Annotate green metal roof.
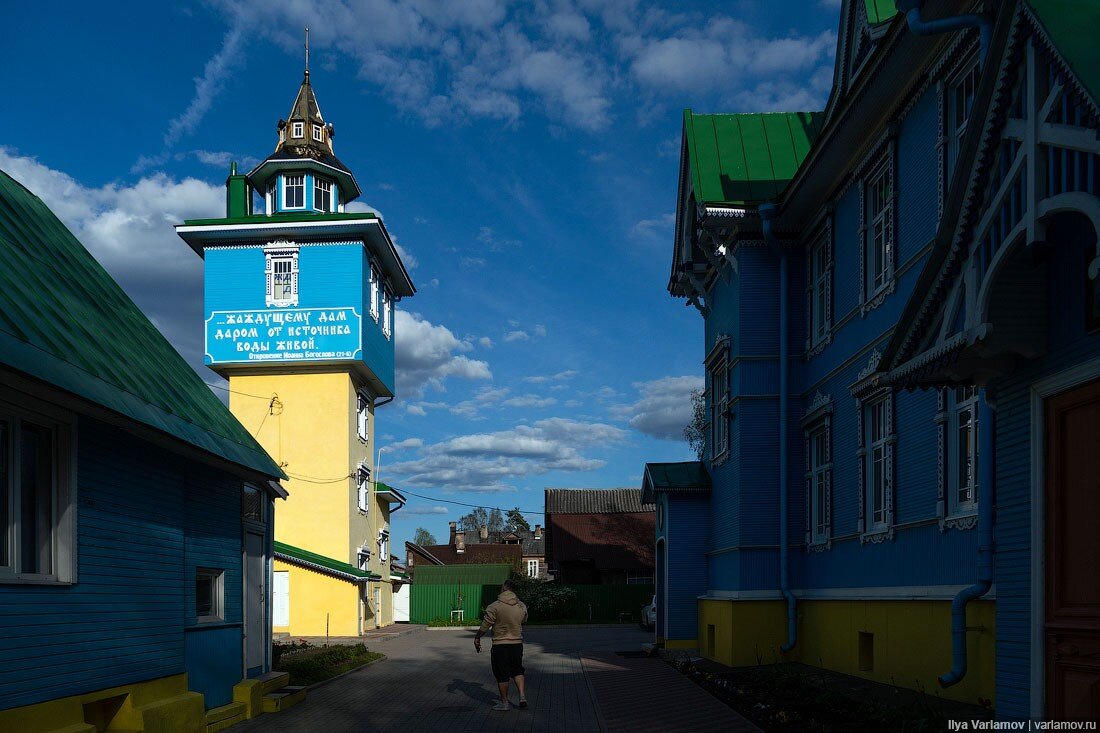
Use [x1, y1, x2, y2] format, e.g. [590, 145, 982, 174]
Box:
[274, 541, 380, 582]
[1028, 0, 1100, 107]
[0, 169, 283, 479]
[411, 564, 513, 585]
[865, 0, 899, 25]
[683, 110, 824, 207]
[641, 461, 711, 503]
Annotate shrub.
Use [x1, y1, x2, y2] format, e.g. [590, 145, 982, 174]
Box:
[275, 643, 382, 686]
[508, 574, 577, 621]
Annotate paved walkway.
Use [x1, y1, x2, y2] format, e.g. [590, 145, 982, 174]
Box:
[233, 626, 756, 733]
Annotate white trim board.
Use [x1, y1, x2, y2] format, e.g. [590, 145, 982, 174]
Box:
[1028, 355, 1100, 718]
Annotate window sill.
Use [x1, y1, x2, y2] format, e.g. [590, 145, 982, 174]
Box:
[860, 526, 894, 544]
[710, 450, 730, 469]
[807, 539, 831, 553]
[186, 621, 242, 631]
[940, 512, 978, 531]
[861, 279, 896, 315]
[0, 574, 74, 586]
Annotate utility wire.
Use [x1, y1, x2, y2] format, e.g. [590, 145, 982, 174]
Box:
[397, 488, 544, 516]
[204, 381, 278, 401]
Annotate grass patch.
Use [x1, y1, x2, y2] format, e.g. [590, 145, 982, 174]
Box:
[427, 616, 482, 627]
[275, 643, 383, 686]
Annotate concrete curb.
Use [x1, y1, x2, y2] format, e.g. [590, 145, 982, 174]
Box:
[579, 655, 608, 733]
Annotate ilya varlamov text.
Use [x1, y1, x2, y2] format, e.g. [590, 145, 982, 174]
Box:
[948, 722, 1097, 731]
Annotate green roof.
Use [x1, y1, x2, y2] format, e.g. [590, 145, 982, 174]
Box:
[683, 110, 824, 207]
[0, 169, 283, 479]
[181, 211, 380, 227]
[865, 0, 899, 25]
[641, 461, 711, 503]
[1028, 0, 1100, 107]
[274, 541, 380, 582]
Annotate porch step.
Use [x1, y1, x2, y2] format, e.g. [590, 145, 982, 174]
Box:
[233, 673, 290, 720]
[205, 701, 247, 733]
[257, 671, 291, 696]
[262, 686, 307, 713]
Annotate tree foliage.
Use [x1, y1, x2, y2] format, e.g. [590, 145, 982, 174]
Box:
[413, 527, 437, 546]
[457, 507, 488, 532]
[684, 387, 707, 460]
[487, 507, 505, 534]
[506, 507, 530, 532]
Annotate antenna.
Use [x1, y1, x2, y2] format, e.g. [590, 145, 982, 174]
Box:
[304, 27, 310, 75]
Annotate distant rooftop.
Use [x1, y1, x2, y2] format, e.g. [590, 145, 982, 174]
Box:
[545, 488, 654, 514]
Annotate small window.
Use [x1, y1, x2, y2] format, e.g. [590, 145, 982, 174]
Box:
[378, 529, 389, 562]
[863, 393, 892, 534]
[706, 346, 730, 463]
[358, 549, 371, 571]
[242, 484, 262, 522]
[808, 230, 831, 347]
[627, 571, 654, 585]
[196, 568, 224, 623]
[0, 400, 75, 583]
[865, 161, 893, 297]
[291, 122, 304, 138]
[808, 424, 830, 546]
[266, 182, 276, 215]
[356, 392, 370, 443]
[369, 263, 380, 321]
[357, 464, 370, 514]
[283, 174, 305, 209]
[313, 177, 332, 212]
[312, 124, 324, 142]
[947, 57, 980, 178]
[527, 559, 539, 578]
[949, 386, 979, 515]
[382, 287, 393, 340]
[265, 246, 299, 307]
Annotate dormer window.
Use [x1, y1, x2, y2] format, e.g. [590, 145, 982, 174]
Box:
[313, 177, 332, 212]
[292, 122, 304, 138]
[283, 175, 305, 209]
[312, 124, 323, 142]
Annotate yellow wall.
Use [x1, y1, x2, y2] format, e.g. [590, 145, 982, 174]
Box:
[272, 560, 362, 637]
[697, 598, 996, 705]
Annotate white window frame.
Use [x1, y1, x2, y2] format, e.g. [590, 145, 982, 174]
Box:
[291, 121, 304, 138]
[369, 263, 380, 322]
[527, 559, 539, 578]
[866, 161, 893, 296]
[358, 549, 371, 571]
[705, 339, 730, 465]
[312, 124, 324, 142]
[947, 55, 980, 180]
[804, 414, 832, 550]
[626, 571, 654, 585]
[357, 463, 371, 514]
[196, 567, 225, 623]
[313, 177, 332, 213]
[264, 244, 299, 308]
[857, 388, 895, 543]
[0, 392, 76, 585]
[937, 386, 980, 529]
[356, 392, 370, 443]
[382, 287, 393, 340]
[266, 182, 276, 215]
[378, 527, 390, 562]
[807, 225, 832, 350]
[282, 174, 305, 210]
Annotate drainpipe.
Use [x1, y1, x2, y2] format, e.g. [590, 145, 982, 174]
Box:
[939, 388, 995, 687]
[759, 203, 796, 653]
[896, 0, 992, 64]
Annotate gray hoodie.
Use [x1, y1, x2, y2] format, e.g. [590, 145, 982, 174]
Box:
[479, 590, 528, 644]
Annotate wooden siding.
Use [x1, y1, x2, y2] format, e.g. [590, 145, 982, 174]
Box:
[666, 494, 708, 639]
[0, 417, 248, 712]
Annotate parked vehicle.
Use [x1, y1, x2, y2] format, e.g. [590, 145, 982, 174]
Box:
[641, 596, 656, 631]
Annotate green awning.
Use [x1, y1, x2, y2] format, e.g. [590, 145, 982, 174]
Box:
[0, 169, 283, 480]
[275, 541, 380, 583]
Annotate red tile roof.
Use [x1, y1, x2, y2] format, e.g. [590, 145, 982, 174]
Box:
[416, 543, 522, 567]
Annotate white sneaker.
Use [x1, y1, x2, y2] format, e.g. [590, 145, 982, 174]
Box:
[492, 701, 510, 711]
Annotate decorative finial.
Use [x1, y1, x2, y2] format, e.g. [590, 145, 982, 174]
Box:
[304, 27, 310, 77]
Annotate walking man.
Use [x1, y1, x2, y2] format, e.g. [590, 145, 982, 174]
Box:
[474, 579, 529, 711]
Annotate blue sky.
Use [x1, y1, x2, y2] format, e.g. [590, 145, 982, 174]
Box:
[2, 0, 842, 548]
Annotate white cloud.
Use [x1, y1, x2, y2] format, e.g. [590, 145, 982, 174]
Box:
[386, 437, 425, 451]
[478, 336, 494, 349]
[395, 505, 450, 517]
[504, 330, 529, 342]
[533, 324, 547, 337]
[164, 28, 245, 147]
[395, 311, 492, 397]
[613, 375, 703, 441]
[523, 369, 577, 384]
[632, 213, 675, 239]
[501, 395, 558, 409]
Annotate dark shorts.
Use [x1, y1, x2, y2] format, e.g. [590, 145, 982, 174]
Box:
[490, 643, 524, 682]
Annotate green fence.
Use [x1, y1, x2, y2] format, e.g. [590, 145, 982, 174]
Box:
[409, 564, 513, 624]
[564, 584, 654, 622]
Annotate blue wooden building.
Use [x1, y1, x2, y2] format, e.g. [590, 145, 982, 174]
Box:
[649, 0, 1099, 719]
[0, 167, 291, 732]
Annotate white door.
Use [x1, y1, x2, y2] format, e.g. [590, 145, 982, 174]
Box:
[273, 571, 290, 627]
[374, 587, 382, 628]
[393, 584, 410, 622]
[244, 531, 266, 671]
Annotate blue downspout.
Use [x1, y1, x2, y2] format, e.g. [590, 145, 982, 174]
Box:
[760, 203, 796, 653]
[896, 0, 992, 64]
[939, 389, 994, 688]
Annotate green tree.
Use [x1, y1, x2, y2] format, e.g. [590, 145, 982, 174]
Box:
[458, 507, 488, 532]
[684, 387, 706, 460]
[413, 527, 437, 546]
[505, 507, 531, 532]
[487, 507, 505, 534]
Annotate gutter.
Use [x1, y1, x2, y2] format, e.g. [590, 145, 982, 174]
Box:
[939, 389, 995, 688]
[760, 203, 796, 653]
[896, 0, 992, 64]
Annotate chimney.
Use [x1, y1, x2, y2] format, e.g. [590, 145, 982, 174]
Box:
[449, 521, 457, 545]
[479, 525, 489, 541]
[534, 524, 542, 540]
[455, 531, 466, 553]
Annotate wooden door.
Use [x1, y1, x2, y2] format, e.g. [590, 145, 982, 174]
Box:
[244, 531, 266, 672]
[1045, 378, 1100, 719]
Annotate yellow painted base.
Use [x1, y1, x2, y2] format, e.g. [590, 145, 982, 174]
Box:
[0, 673, 205, 733]
[274, 561, 396, 636]
[698, 598, 996, 706]
[204, 702, 246, 733]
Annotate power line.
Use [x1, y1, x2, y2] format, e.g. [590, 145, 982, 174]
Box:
[204, 381, 278, 401]
[285, 471, 353, 484]
[397, 488, 544, 516]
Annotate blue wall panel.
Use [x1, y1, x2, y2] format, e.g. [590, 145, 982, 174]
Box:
[665, 494, 708, 640]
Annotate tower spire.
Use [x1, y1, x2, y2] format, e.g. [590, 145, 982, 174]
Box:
[304, 27, 310, 77]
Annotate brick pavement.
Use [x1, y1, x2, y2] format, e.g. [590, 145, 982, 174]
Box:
[582, 652, 761, 733]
